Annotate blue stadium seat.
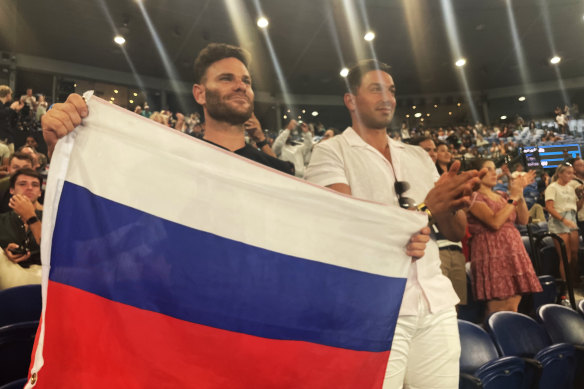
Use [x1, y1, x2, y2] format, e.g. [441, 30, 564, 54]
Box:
[537, 304, 584, 388]
[486, 311, 576, 389]
[0, 378, 28, 389]
[0, 285, 42, 327]
[0, 321, 39, 386]
[458, 320, 532, 389]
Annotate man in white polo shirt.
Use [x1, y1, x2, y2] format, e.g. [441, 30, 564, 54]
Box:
[306, 59, 483, 388]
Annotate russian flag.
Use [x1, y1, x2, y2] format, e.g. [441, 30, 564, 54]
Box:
[27, 92, 427, 388]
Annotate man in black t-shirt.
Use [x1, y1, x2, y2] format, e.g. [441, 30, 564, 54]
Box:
[42, 43, 294, 175]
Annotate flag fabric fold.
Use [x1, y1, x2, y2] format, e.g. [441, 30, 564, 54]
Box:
[27, 92, 427, 388]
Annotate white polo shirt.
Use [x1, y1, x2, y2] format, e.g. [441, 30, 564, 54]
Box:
[305, 127, 459, 315]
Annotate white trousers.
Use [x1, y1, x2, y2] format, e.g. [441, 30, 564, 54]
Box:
[383, 298, 460, 389]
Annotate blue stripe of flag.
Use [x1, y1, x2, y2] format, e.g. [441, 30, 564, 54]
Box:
[49, 182, 406, 352]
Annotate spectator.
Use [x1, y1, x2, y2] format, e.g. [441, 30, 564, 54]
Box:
[570, 157, 584, 238]
[412, 137, 467, 308]
[272, 119, 313, 177]
[467, 159, 542, 316]
[320, 128, 336, 142]
[0, 152, 35, 213]
[0, 168, 43, 268]
[41, 43, 294, 175]
[545, 163, 584, 286]
[36, 94, 48, 122]
[306, 58, 483, 388]
[410, 136, 437, 163]
[555, 106, 569, 134]
[435, 141, 452, 175]
[0, 85, 24, 152]
[243, 113, 276, 158]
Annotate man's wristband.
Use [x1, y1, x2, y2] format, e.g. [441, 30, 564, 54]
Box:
[256, 139, 268, 149]
[26, 216, 40, 225]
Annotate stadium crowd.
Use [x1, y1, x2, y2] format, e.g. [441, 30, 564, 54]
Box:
[1, 42, 584, 387]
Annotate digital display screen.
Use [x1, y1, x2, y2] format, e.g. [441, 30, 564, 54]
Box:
[520, 144, 581, 169]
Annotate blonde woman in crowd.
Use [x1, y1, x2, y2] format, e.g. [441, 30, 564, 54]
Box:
[545, 162, 584, 286]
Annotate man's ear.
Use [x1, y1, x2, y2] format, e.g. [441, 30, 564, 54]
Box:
[193, 84, 205, 106]
[9, 187, 14, 196]
[344, 92, 356, 112]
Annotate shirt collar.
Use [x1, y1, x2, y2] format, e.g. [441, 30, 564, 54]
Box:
[343, 126, 405, 149]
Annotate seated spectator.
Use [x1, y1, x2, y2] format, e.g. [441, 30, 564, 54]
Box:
[0, 168, 42, 268]
[545, 163, 584, 286]
[18, 145, 42, 171]
[272, 119, 313, 177]
[467, 159, 542, 316]
[24, 136, 48, 169]
[0, 152, 35, 213]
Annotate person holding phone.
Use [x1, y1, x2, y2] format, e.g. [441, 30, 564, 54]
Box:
[0, 168, 43, 268]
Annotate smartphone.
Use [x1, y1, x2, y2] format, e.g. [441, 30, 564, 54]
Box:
[8, 246, 27, 256]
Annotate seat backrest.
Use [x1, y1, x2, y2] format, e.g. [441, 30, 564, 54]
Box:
[537, 304, 584, 345]
[538, 246, 560, 278]
[458, 320, 499, 373]
[532, 276, 557, 312]
[0, 285, 42, 327]
[0, 321, 39, 386]
[0, 378, 28, 389]
[486, 311, 551, 357]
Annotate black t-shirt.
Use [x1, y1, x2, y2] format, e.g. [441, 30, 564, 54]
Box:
[203, 139, 295, 176]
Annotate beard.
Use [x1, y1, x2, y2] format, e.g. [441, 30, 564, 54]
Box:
[205, 88, 254, 125]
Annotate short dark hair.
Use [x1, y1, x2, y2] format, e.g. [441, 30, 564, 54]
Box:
[346, 59, 391, 94]
[9, 168, 41, 189]
[8, 152, 34, 166]
[193, 43, 250, 84]
[409, 136, 433, 146]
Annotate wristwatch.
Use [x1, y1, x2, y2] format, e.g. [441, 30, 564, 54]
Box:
[256, 139, 269, 149]
[26, 216, 40, 225]
[507, 199, 518, 206]
[416, 202, 434, 225]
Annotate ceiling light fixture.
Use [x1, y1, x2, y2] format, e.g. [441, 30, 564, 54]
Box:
[500, 115, 507, 120]
[312, 111, 319, 117]
[114, 89, 119, 94]
[364, 31, 375, 41]
[455, 58, 466, 67]
[414, 112, 422, 118]
[114, 35, 126, 45]
[283, 115, 287, 119]
[129, 99, 134, 104]
[133, 92, 138, 97]
[550, 56, 561, 64]
[518, 96, 526, 102]
[257, 17, 269, 29]
[412, 105, 416, 109]
[340, 68, 349, 77]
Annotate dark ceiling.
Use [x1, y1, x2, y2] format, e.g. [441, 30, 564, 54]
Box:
[1, 0, 583, 98]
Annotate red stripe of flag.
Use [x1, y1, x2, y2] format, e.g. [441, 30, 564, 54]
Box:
[35, 282, 389, 388]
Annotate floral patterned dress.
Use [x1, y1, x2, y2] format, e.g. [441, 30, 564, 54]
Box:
[467, 192, 542, 300]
